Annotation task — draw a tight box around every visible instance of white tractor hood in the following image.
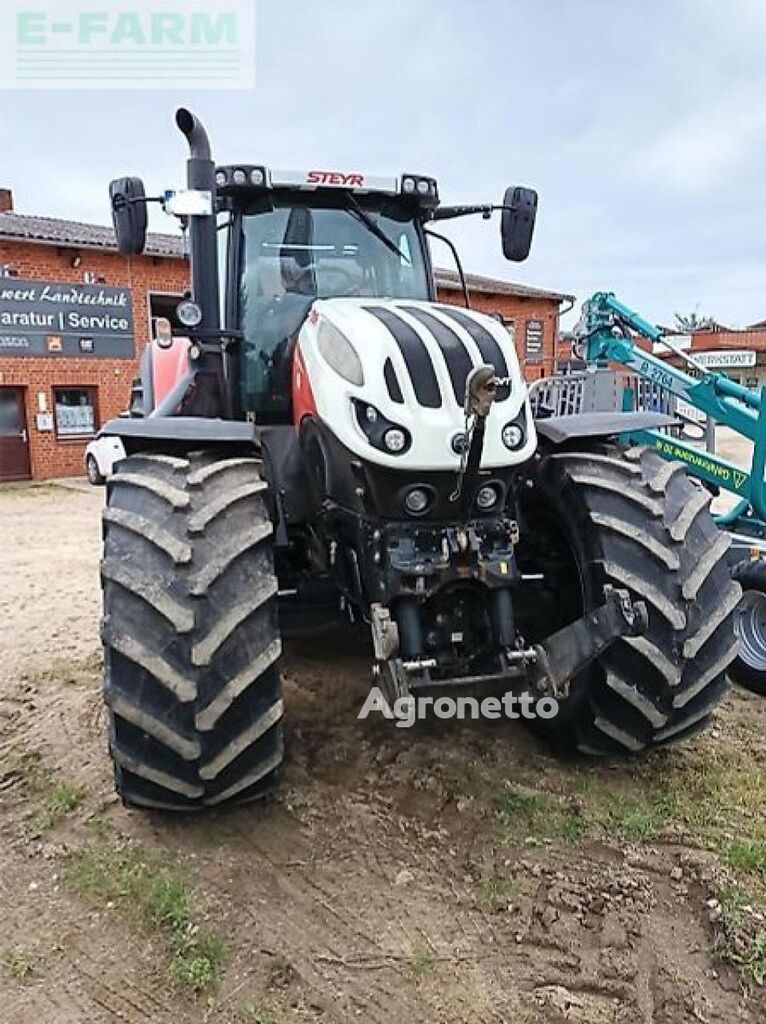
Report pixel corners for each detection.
[295,297,537,471]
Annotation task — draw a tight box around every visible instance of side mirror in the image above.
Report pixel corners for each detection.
[501,186,537,262]
[109,176,148,257]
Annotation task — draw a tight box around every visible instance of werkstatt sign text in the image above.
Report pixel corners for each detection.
[0,279,134,357]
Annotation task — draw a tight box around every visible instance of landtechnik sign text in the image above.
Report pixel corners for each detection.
[0,279,135,358]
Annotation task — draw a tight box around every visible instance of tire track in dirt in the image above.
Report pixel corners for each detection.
[0,825,183,1024]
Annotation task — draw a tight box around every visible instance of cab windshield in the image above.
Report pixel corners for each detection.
[237,193,430,420]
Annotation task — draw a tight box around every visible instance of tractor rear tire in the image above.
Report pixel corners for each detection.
[100,450,283,810]
[729,558,766,696]
[522,444,740,754]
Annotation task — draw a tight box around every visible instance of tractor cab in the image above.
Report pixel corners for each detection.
[109,111,537,430]
[215,167,438,423]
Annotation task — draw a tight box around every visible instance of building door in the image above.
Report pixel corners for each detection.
[0,388,31,482]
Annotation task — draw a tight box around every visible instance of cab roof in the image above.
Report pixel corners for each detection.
[215,164,439,207]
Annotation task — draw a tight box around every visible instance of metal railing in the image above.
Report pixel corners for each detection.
[528,368,714,451]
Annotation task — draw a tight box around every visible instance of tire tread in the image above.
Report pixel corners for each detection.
[531,444,737,754]
[102,451,283,810]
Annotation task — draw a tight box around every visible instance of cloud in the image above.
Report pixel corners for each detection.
[639,100,766,195]
[2,0,765,328]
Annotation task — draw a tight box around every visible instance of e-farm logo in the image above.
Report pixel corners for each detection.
[0,1,255,89]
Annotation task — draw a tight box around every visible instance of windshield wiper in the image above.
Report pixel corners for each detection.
[344,193,411,265]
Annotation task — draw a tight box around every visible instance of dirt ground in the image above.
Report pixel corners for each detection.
[2,470,766,1024]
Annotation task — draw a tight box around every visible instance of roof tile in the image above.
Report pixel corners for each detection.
[0,211,571,302]
[0,211,185,258]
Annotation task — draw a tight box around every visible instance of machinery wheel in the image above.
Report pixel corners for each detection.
[86,454,105,486]
[730,559,766,696]
[520,444,740,754]
[101,450,283,810]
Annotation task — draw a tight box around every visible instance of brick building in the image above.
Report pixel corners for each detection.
[656,326,766,391]
[435,269,574,381]
[0,188,572,481]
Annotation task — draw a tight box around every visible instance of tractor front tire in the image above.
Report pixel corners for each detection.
[522,444,740,754]
[729,558,766,696]
[101,450,283,810]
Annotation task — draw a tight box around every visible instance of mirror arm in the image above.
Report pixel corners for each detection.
[111,193,164,211]
[431,203,494,222]
[431,204,519,222]
[424,227,471,309]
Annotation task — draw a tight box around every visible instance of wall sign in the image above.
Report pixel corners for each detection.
[693,349,756,369]
[0,279,134,358]
[525,319,544,359]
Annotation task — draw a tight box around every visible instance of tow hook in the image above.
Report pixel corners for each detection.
[530,585,648,699]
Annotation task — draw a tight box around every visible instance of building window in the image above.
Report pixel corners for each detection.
[525,319,544,360]
[148,292,186,340]
[501,318,516,345]
[54,387,97,438]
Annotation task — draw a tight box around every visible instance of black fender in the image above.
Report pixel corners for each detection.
[534,411,678,445]
[99,415,259,455]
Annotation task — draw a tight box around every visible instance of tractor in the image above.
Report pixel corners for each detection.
[98,108,740,810]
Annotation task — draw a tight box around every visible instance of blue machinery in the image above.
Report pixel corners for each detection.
[575,291,766,542]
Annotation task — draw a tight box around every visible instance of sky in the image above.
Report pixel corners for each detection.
[2,0,766,328]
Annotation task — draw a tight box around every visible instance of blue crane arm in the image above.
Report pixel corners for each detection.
[578,292,766,526]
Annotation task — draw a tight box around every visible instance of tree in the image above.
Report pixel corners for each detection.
[673,311,716,332]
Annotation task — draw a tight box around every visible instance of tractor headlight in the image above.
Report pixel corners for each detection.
[451,431,469,455]
[502,422,525,451]
[400,174,439,205]
[317,321,364,386]
[405,487,431,515]
[176,299,203,328]
[353,401,411,455]
[383,428,407,453]
[476,483,501,511]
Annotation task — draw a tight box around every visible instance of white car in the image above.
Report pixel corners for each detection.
[85,435,125,485]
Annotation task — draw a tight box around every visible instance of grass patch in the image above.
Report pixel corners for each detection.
[66,841,225,994]
[496,786,587,844]
[407,938,433,979]
[10,748,86,829]
[493,753,720,847]
[723,840,766,878]
[679,749,766,841]
[475,875,521,911]
[169,932,225,993]
[1,946,39,983]
[716,886,766,987]
[605,785,678,841]
[244,1000,282,1024]
[38,781,86,828]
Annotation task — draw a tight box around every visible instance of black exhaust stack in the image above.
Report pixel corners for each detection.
[175,108,220,337]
